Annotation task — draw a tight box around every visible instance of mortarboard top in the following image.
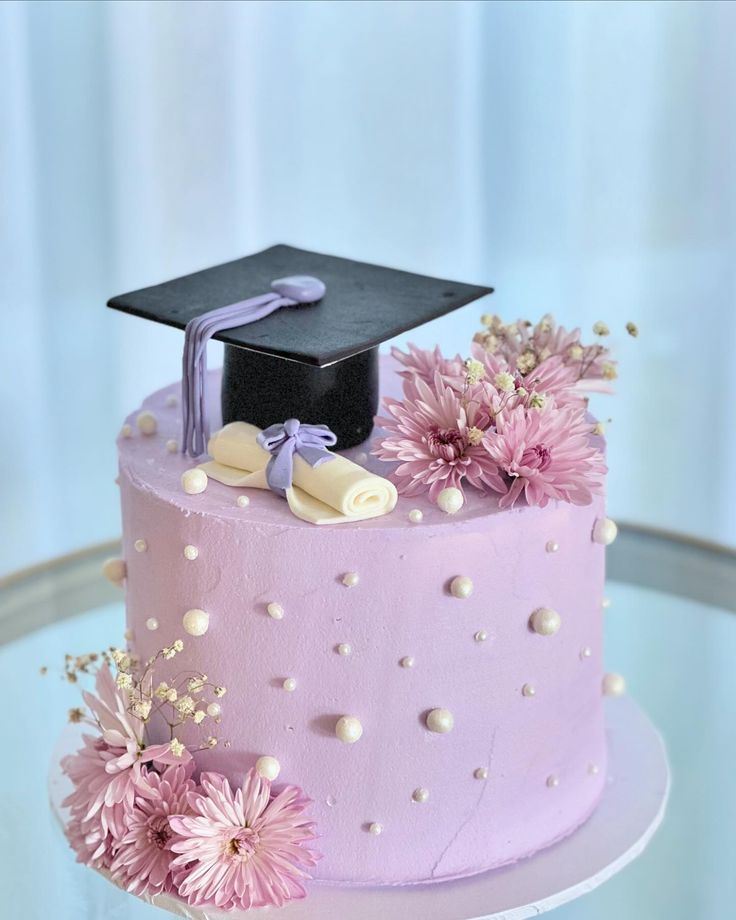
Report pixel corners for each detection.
[108,244,493,450]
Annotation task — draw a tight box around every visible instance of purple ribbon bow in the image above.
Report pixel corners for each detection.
[257,419,337,496]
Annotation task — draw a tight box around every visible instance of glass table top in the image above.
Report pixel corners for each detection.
[1,527,734,920]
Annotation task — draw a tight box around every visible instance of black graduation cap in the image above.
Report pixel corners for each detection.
[108,244,493,451]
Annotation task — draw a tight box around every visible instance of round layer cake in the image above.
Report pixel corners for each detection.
[117,364,609,886]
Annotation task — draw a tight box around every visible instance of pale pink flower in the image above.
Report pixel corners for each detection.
[169,769,320,911]
[373,373,504,501]
[484,403,606,509]
[390,343,465,386]
[111,764,196,896]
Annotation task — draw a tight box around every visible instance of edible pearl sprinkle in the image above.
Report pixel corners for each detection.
[181,468,208,495]
[326,795,337,807]
[120,424,132,438]
[546,775,559,788]
[437,487,464,514]
[409,509,424,523]
[580,646,592,660]
[426,708,454,734]
[255,756,281,781]
[588,763,600,775]
[546,541,559,553]
[412,788,429,804]
[342,572,360,588]
[450,575,473,599]
[592,517,618,545]
[474,767,488,780]
[337,643,352,656]
[267,603,284,620]
[400,656,415,669]
[207,702,222,717]
[530,607,561,636]
[237,495,250,508]
[145,617,159,631]
[368,822,383,836]
[602,596,612,609]
[165,439,178,453]
[522,683,536,697]
[335,715,363,744]
[182,608,209,636]
[474,630,488,642]
[134,539,147,553]
[282,678,297,692]
[102,557,126,586]
[136,410,158,435]
[602,672,626,697]
[183,545,199,560]
[165,394,178,408]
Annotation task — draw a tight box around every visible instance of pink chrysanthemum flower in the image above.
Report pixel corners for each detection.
[390,343,465,386]
[169,769,320,911]
[373,373,505,501]
[111,764,196,896]
[484,403,606,509]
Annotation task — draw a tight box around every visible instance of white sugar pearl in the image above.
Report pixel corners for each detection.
[412,788,429,804]
[593,517,618,545]
[368,822,383,836]
[120,424,132,438]
[165,394,178,408]
[342,572,360,588]
[181,468,208,495]
[602,672,626,697]
[282,678,297,692]
[145,617,159,631]
[335,715,363,744]
[437,487,464,514]
[426,708,454,734]
[530,607,561,636]
[134,539,147,553]
[102,557,126,586]
[267,603,284,620]
[255,756,281,781]
[588,763,600,775]
[182,608,209,636]
[546,540,559,553]
[136,410,158,435]
[166,439,178,453]
[337,643,352,656]
[474,767,488,780]
[546,775,559,788]
[207,702,222,717]
[474,630,488,642]
[237,495,250,508]
[522,683,536,697]
[408,509,424,523]
[450,575,473,599]
[183,544,199,560]
[602,596,612,609]
[400,656,415,669]
[580,646,592,660]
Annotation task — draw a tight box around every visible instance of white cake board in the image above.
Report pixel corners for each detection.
[49,697,669,920]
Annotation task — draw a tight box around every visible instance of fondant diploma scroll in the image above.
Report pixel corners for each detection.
[199,422,398,525]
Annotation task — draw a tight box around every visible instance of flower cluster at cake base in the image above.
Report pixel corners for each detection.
[56,642,320,911]
[374,314,637,509]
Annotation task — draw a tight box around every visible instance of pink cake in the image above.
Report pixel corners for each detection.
[57,249,628,912]
[117,366,609,886]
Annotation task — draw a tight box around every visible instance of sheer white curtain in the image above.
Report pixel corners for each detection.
[2,0,735,573]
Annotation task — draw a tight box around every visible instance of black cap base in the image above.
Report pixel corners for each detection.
[221,345,379,451]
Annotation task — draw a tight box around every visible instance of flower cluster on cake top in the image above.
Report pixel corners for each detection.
[373,314,638,509]
[56,643,319,912]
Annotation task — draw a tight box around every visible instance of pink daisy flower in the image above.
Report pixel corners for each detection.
[484,403,606,509]
[390,343,465,386]
[111,764,196,897]
[373,373,504,501]
[169,769,320,911]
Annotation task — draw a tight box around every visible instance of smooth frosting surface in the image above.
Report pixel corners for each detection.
[117,363,608,885]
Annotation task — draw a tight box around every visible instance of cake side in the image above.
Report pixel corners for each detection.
[117,369,609,885]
